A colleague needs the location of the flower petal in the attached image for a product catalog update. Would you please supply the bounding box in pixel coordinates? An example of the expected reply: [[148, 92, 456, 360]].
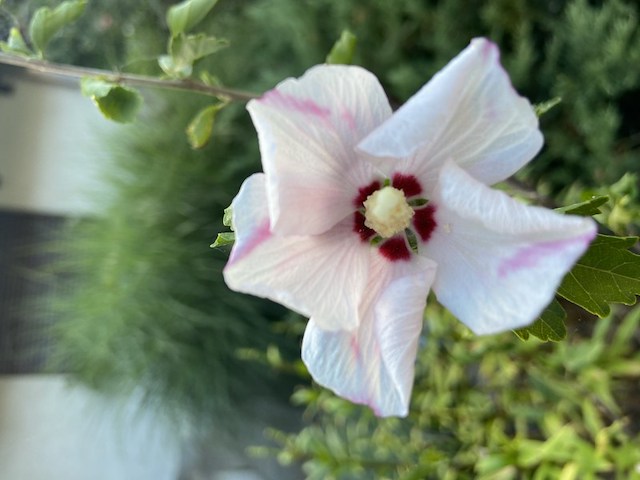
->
[[247, 65, 392, 236], [302, 253, 436, 417], [423, 162, 596, 334], [223, 173, 371, 331], [358, 38, 543, 190]]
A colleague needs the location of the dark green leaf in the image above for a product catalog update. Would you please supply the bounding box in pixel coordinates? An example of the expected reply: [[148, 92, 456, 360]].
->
[[186, 102, 226, 149], [29, 0, 87, 56], [0, 27, 33, 56], [556, 195, 610, 216], [210, 232, 234, 249], [558, 234, 640, 317], [408, 198, 429, 207], [534, 97, 562, 117], [326, 30, 357, 65], [514, 299, 567, 341], [80, 77, 142, 123], [159, 33, 228, 78], [405, 228, 418, 254], [166, 0, 219, 36]]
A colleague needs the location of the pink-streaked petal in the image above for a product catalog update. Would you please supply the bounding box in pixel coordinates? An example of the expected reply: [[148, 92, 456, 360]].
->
[[223, 174, 371, 331], [302, 254, 436, 417], [224, 174, 271, 267], [358, 38, 543, 191], [423, 162, 596, 335], [247, 65, 392, 236]]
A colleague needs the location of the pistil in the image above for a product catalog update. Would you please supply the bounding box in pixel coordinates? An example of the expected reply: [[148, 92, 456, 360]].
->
[[363, 186, 415, 238]]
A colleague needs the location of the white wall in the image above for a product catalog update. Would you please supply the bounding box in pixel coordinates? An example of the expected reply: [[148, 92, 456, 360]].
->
[[0, 375, 180, 480], [0, 66, 181, 479], [0, 65, 117, 215]]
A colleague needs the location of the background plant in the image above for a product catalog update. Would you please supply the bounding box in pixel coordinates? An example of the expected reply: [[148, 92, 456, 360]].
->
[[260, 304, 640, 479]]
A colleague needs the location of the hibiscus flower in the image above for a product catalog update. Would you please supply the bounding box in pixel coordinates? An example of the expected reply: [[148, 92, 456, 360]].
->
[[223, 38, 596, 417]]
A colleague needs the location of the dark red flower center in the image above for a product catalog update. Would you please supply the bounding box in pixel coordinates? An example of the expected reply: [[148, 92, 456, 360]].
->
[[352, 173, 437, 262]]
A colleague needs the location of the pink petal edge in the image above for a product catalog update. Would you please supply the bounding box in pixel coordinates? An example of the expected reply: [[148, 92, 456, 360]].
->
[[498, 231, 597, 278]]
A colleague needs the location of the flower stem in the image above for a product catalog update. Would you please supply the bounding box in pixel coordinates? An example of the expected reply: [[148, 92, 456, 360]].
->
[[0, 52, 259, 102]]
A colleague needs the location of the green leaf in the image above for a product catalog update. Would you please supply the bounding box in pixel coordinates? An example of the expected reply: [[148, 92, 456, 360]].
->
[[29, 0, 87, 56], [199, 71, 221, 86], [558, 234, 640, 317], [514, 298, 567, 342], [326, 30, 357, 65], [159, 33, 228, 78], [0, 27, 33, 56], [186, 102, 227, 149], [534, 97, 562, 117], [166, 0, 219, 36], [80, 77, 142, 123], [210, 232, 234, 249], [556, 195, 610, 216], [222, 205, 233, 229], [158, 55, 190, 79], [596, 173, 640, 235]]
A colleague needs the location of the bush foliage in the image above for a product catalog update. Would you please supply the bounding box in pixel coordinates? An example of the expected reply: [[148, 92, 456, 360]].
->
[[262, 304, 640, 479]]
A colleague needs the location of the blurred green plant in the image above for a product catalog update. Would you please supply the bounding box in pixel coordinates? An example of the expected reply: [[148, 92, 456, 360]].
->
[[256, 304, 640, 479], [49, 92, 294, 427], [0, 0, 172, 69], [563, 173, 640, 237], [4, 0, 638, 187], [1, 0, 245, 130], [213, 0, 640, 191]]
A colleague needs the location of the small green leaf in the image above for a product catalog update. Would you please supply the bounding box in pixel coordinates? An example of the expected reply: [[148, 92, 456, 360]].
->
[[581, 399, 604, 437], [0, 27, 33, 56], [556, 195, 610, 216], [370, 235, 383, 246], [534, 97, 562, 117], [29, 0, 87, 56], [186, 102, 227, 149], [326, 30, 357, 65], [408, 198, 429, 207], [159, 33, 228, 78], [405, 228, 419, 254], [514, 298, 567, 341], [199, 71, 222, 86], [210, 232, 234, 249], [610, 304, 640, 353], [158, 55, 192, 79], [595, 173, 640, 235], [222, 205, 233, 229], [80, 77, 142, 123], [558, 234, 640, 317], [173, 33, 227, 61], [166, 0, 219, 36]]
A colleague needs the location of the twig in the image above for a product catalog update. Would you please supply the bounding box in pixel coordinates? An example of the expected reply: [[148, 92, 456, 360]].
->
[[0, 52, 259, 102]]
